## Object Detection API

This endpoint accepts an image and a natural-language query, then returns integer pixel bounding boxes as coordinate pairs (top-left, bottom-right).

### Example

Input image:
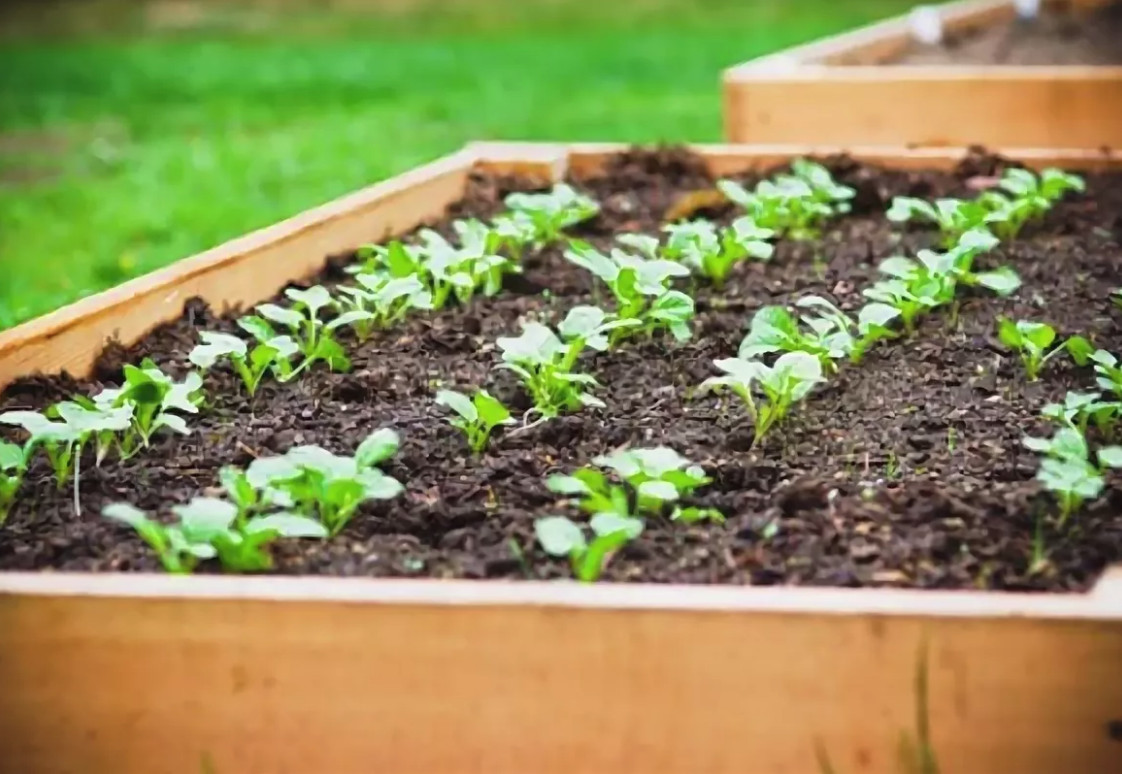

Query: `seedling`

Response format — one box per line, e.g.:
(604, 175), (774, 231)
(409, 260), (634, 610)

(103, 499), (326, 574)
(1042, 391), (1121, 437)
(662, 216), (774, 287)
(489, 212), (539, 260)
(435, 389), (514, 454)
(991, 167), (1085, 237)
(1088, 349), (1122, 398)
(93, 359), (203, 457)
(334, 274), (433, 341)
(701, 352), (824, 444)
(534, 514), (639, 583)
(886, 196), (1001, 248)
(718, 164), (852, 240)
(240, 286), (351, 380)
(557, 304), (641, 354)
(504, 183), (599, 244)
(453, 218), (522, 295)
(0, 440), (27, 525)
(739, 300), (852, 373)
(495, 321), (604, 418)
(851, 303), (902, 363)
(548, 447), (721, 522)
(189, 331), (298, 397)
(997, 319), (1092, 381)
(350, 239), (425, 278)
(1023, 427), (1122, 525)
(0, 410), (80, 488)
(417, 228), (505, 308)
(565, 242), (694, 342)
(245, 429), (403, 536)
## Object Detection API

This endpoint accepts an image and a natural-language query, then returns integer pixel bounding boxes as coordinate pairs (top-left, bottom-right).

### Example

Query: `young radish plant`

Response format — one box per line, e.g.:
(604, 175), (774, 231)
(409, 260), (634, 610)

(92, 359), (203, 458)
(717, 159), (854, 240)
(435, 389), (515, 454)
(504, 183), (599, 245)
(534, 515), (638, 583)
(1042, 391), (1121, 437)
(997, 319), (1092, 382)
(0, 440), (29, 525)
(661, 217), (774, 287)
(245, 429), (404, 536)
(886, 197), (1002, 248)
(564, 242), (694, 342)
(333, 274), (433, 342)
(240, 286), (352, 380)
(1087, 349), (1122, 399)
(189, 331), (299, 397)
(989, 167), (1085, 238)
(1023, 427), (1122, 526)
(700, 352), (824, 445)
(547, 446), (722, 524)
(495, 320), (605, 419)
(103, 499), (326, 574)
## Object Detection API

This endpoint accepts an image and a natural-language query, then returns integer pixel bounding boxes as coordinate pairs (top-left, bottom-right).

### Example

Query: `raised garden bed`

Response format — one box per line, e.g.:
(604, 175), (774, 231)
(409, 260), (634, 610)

(1, 142), (1121, 773)
(722, 0), (1122, 149)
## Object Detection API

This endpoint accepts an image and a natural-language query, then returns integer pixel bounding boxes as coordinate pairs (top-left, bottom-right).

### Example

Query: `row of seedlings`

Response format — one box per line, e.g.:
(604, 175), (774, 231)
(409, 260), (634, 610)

(0, 184), (600, 574)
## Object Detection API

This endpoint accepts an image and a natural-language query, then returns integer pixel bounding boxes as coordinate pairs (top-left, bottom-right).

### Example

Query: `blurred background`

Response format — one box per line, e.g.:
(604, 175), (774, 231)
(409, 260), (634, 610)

(0, 0), (911, 330)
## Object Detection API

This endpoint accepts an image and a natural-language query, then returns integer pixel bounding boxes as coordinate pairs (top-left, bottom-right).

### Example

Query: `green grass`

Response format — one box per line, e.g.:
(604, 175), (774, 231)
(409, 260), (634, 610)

(0, 0), (911, 329)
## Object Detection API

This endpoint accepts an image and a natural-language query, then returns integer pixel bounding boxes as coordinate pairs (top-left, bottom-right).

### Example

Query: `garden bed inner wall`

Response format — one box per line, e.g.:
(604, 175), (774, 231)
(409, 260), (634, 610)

(722, 0), (1122, 149)
(1, 142), (1122, 774)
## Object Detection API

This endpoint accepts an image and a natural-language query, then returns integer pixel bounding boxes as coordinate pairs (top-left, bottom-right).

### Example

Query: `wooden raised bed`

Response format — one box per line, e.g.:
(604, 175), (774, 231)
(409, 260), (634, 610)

(2, 142), (1122, 774)
(722, 0), (1122, 149)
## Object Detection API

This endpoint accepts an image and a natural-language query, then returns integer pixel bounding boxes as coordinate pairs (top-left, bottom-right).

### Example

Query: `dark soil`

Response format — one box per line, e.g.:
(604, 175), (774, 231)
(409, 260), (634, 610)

(3, 147), (1122, 592)
(892, 1), (1122, 65)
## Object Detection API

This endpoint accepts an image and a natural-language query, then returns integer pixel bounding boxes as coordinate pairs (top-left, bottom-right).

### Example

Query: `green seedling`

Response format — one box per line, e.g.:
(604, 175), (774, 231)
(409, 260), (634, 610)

(504, 183), (599, 244)
(1088, 349), (1122, 398)
(103, 499), (326, 574)
(495, 321), (604, 418)
(0, 441), (28, 525)
(489, 211), (539, 261)
(93, 359), (203, 457)
(886, 196), (1002, 248)
(189, 331), (298, 397)
(1023, 427), (1122, 525)
(548, 446), (721, 522)
(349, 239), (424, 277)
(851, 302), (903, 363)
(997, 319), (1092, 381)
(246, 428), (403, 536)
(740, 299), (852, 373)
(534, 514), (639, 583)
(701, 352), (824, 445)
(435, 389), (515, 454)
(565, 241), (694, 342)
(557, 304), (641, 354)
(718, 165), (851, 240)
(662, 216), (774, 287)
(991, 167), (1085, 237)
(453, 218), (523, 295)
(1042, 391), (1121, 437)
(417, 228), (506, 308)
(334, 274), (433, 341)
(240, 286), (351, 380)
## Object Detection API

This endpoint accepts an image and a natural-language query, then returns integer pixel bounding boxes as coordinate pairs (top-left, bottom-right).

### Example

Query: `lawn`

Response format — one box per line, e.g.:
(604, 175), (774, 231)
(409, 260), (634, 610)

(0, 0), (911, 330)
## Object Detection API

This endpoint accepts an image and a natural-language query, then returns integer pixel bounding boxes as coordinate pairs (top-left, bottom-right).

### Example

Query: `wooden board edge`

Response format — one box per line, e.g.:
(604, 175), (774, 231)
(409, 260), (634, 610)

(1, 572), (1119, 621)
(725, 64), (1122, 83)
(724, 0), (1114, 76)
(0, 146), (480, 390)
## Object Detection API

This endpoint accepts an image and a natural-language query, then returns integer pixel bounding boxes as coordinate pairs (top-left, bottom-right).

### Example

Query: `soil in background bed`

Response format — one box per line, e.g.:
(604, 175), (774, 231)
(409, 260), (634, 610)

(891, 1), (1122, 65)
(3, 147), (1122, 591)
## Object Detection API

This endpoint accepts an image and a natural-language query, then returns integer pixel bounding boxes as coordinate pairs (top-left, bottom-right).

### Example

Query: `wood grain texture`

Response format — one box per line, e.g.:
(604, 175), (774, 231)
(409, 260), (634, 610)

(722, 0), (1122, 149)
(0, 574), (1121, 774)
(0, 149), (474, 391)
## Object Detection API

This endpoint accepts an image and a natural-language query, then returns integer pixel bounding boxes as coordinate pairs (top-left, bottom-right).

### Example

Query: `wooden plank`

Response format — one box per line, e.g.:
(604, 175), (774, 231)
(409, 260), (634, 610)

(0, 574), (1120, 774)
(722, 0), (1122, 149)
(0, 148), (476, 390)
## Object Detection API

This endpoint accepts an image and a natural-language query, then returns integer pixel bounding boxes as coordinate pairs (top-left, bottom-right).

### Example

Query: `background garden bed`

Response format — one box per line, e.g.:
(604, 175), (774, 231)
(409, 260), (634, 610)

(1, 142), (1121, 774)
(722, 0), (1122, 149)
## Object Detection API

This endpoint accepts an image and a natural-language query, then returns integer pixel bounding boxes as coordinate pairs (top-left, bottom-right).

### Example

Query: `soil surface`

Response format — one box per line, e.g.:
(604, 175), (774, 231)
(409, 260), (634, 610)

(3, 147), (1122, 591)
(892, 1), (1122, 65)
